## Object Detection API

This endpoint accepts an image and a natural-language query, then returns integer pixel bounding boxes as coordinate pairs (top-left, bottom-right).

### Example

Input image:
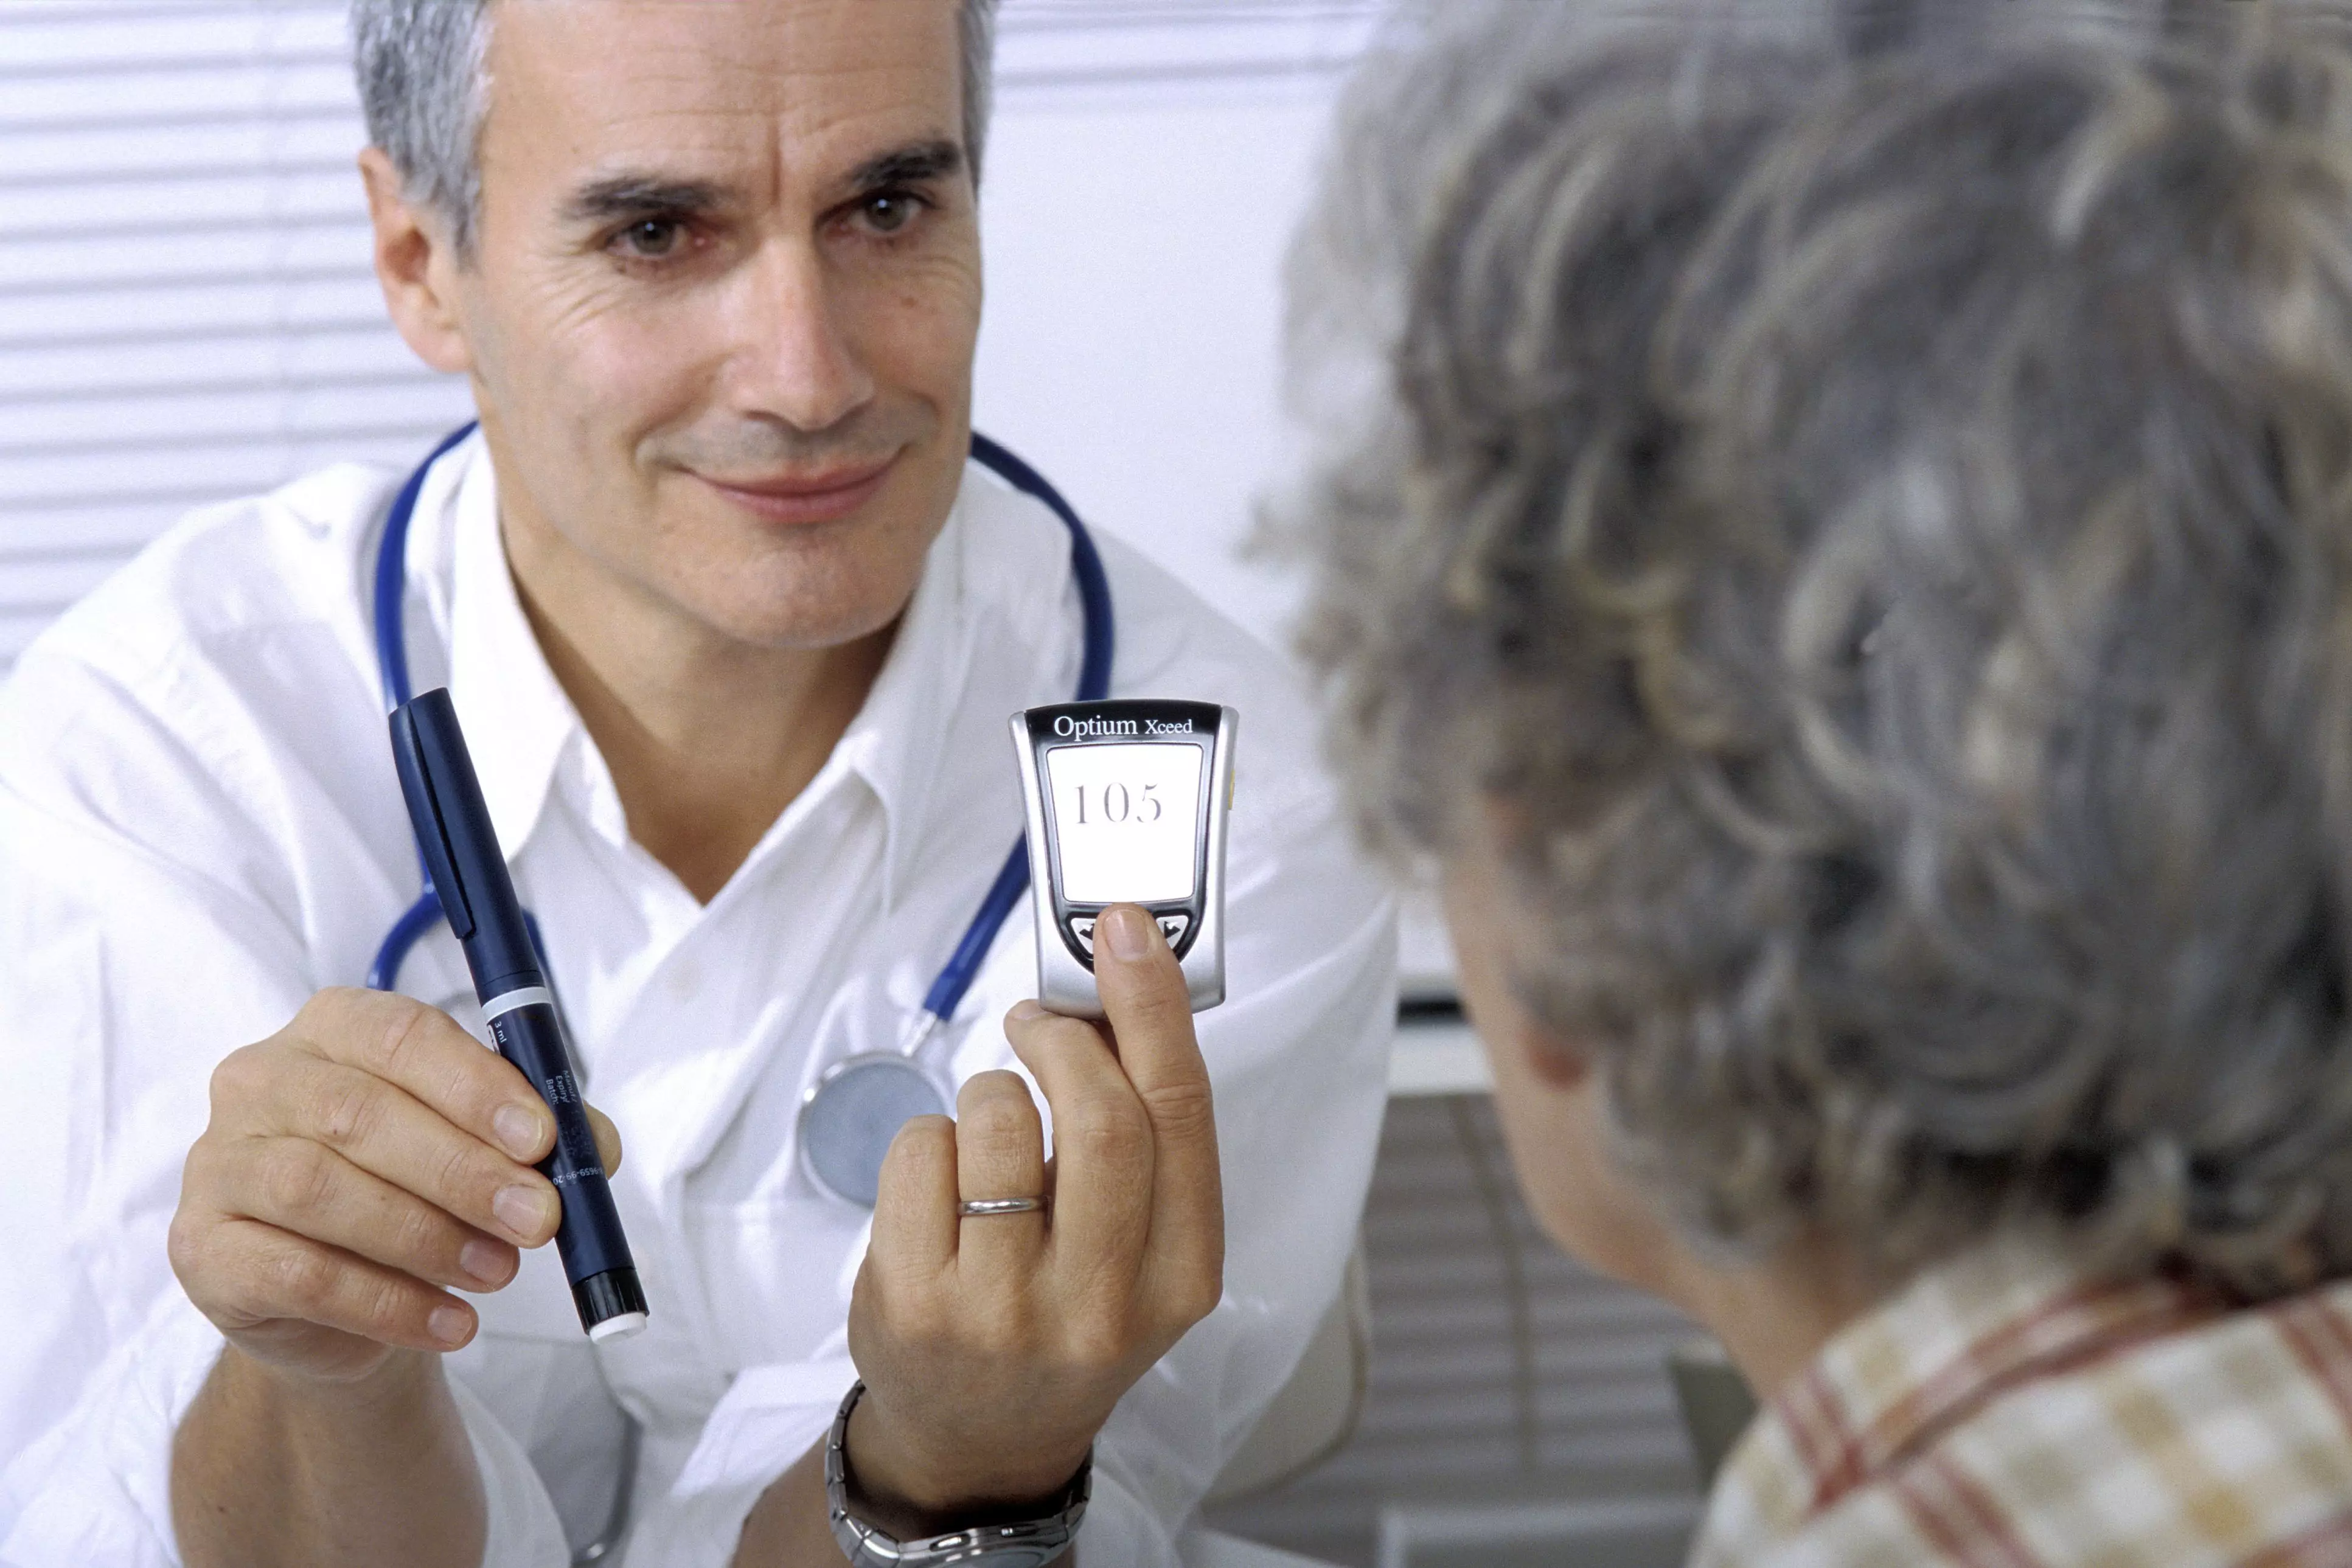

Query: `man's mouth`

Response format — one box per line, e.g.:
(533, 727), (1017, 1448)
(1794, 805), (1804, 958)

(692, 453), (900, 526)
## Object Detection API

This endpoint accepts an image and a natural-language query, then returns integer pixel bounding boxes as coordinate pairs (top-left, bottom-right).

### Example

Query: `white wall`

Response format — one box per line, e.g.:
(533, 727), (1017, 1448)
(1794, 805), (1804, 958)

(975, 94), (1335, 647)
(979, 2), (1384, 645)
(976, 2), (1381, 646)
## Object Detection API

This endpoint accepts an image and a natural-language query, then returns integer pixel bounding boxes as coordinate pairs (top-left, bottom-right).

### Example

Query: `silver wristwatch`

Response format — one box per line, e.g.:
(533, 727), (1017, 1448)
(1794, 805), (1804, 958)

(825, 1381), (1091, 1567)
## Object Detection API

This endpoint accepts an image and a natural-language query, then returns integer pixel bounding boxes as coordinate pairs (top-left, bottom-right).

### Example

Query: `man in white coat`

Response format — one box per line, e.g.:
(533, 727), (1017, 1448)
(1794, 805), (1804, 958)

(0, 2), (1393, 1564)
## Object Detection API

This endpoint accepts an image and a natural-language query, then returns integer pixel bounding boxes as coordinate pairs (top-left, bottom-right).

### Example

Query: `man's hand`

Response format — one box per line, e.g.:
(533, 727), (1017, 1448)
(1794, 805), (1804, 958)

(842, 903), (1225, 1532)
(169, 986), (620, 1386)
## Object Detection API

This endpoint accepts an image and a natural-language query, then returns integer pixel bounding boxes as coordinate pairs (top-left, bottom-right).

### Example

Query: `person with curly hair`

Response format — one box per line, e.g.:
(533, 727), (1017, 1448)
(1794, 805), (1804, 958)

(1281, 1), (2352, 1560)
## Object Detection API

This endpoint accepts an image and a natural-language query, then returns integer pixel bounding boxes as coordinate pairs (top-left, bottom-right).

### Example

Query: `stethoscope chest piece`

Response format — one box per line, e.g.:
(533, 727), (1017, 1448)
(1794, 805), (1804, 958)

(798, 1053), (954, 1208)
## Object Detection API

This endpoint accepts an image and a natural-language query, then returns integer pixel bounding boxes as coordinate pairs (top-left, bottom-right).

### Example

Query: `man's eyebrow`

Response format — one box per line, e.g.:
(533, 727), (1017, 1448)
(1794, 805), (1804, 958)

(560, 175), (731, 227)
(846, 140), (964, 194)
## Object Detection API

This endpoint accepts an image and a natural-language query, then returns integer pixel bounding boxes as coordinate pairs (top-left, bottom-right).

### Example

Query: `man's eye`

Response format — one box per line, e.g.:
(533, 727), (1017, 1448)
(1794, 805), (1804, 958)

(616, 218), (685, 258)
(858, 191), (923, 236)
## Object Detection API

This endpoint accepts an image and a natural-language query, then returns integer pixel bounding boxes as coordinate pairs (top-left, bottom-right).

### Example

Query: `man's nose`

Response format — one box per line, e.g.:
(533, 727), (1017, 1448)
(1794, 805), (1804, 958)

(727, 239), (877, 435)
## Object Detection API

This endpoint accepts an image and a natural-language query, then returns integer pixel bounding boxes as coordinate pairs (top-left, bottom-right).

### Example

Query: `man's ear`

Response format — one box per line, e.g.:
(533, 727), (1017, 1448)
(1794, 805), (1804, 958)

(358, 147), (475, 376)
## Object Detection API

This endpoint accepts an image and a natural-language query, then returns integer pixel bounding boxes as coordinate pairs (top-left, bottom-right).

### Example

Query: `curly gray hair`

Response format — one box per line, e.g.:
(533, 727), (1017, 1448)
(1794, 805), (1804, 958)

(1285, 0), (2352, 1296)
(350, 0), (1001, 257)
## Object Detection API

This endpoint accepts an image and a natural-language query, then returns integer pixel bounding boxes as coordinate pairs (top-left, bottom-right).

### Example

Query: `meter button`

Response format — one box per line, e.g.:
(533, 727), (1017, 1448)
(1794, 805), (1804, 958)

(1068, 917), (1097, 955)
(1155, 914), (1191, 946)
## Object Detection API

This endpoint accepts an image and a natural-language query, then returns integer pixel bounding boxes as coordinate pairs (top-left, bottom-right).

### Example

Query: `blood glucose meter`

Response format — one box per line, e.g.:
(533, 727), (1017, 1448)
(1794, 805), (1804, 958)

(1012, 699), (1237, 1019)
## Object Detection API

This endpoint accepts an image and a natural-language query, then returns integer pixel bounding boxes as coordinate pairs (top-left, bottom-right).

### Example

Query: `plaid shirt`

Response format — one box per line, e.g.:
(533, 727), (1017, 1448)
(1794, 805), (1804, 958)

(1688, 1235), (2352, 1567)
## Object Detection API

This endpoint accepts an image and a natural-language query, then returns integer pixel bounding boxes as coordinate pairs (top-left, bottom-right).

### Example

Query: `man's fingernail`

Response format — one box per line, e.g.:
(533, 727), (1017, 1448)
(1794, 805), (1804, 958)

(428, 1305), (473, 1347)
(459, 1237), (511, 1287)
(493, 1104), (545, 1159)
(495, 1184), (554, 1240)
(1009, 999), (1048, 1022)
(1105, 905), (1155, 960)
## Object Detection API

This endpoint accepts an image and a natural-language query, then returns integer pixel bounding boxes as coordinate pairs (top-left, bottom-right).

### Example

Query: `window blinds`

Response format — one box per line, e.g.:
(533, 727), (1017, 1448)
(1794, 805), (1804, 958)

(1205, 1095), (1703, 1566)
(0, 2), (471, 668)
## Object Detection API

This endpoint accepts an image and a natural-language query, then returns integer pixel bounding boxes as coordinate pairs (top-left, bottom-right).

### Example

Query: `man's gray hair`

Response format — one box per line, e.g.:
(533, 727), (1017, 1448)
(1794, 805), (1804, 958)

(351, 0), (1000, 256)
(1283, 0), (2352, 1297)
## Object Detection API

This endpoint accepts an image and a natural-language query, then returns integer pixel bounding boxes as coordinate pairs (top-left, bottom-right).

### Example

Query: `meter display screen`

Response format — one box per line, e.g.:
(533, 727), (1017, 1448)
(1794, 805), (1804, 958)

(1046, 743), (1202, 904)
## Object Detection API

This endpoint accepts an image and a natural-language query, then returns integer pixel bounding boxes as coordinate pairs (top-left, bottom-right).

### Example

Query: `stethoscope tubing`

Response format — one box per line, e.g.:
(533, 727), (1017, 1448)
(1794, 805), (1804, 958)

(371, 420), (479, 716)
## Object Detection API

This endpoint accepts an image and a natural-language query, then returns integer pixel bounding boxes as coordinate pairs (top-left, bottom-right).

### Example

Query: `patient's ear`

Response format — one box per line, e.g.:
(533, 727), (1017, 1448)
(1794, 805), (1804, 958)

(1512, 1020), (1588, 1090)
(1437, 810), (1590, 1093)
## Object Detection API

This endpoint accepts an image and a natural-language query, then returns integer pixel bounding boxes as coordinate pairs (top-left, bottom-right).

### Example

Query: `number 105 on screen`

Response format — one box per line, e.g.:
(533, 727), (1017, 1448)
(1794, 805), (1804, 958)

(1044, 743), (1203, 905)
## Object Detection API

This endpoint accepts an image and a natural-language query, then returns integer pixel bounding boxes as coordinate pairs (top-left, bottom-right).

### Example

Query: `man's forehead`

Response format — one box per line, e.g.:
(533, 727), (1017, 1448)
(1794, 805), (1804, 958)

(481, 0), (964, 182)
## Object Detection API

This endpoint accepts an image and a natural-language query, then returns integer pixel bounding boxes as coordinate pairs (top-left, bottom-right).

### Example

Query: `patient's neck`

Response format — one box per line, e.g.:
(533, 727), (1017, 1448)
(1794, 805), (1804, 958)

(1664, 1235), (1887, 1403)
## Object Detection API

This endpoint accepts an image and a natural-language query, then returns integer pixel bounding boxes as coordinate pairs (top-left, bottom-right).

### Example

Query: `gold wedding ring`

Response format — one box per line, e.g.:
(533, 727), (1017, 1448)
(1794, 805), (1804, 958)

(956, 1196), (1048, 1217)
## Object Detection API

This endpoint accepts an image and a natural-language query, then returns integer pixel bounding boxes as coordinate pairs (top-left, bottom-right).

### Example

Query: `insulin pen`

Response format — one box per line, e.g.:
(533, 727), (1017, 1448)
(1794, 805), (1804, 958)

(389, 687), (649, 1342)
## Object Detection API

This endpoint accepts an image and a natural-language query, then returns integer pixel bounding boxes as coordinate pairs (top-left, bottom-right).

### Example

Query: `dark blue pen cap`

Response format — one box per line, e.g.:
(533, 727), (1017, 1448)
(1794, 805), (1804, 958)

(389, 688), (546, 997)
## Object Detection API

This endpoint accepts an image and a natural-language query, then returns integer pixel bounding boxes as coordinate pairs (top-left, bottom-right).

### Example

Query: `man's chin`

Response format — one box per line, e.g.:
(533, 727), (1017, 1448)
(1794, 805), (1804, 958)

(681, 581), (914, 654)
(649, 491), (944, 651)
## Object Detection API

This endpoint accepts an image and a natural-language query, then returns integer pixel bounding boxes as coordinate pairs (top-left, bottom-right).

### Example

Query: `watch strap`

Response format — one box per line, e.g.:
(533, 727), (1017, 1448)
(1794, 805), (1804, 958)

(824, 1381), (1092, 1567)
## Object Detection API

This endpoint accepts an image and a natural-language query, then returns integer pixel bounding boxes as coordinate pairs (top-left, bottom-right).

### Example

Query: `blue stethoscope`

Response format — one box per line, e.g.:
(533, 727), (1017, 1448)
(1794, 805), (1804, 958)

(367, 423), (1113, 1213)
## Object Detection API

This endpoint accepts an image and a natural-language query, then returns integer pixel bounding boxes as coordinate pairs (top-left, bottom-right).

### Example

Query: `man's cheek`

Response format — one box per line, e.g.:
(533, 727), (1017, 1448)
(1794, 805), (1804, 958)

(861, 259), (983, 389)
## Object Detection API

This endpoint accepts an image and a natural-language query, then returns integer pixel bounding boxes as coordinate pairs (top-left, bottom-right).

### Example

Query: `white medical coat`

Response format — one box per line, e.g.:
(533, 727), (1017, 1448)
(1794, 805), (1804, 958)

(0, 433), (1395, 1566)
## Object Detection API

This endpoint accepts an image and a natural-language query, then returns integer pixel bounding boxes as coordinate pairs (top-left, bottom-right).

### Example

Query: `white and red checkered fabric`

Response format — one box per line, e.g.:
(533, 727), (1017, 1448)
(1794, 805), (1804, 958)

(1691, 1235), (2352, 1567)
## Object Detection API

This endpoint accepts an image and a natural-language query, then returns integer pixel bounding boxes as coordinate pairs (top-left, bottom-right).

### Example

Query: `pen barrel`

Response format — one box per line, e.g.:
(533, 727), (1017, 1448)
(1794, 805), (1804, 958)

(487, 1000), (642, 1329)
(391, 690), (644, 1339)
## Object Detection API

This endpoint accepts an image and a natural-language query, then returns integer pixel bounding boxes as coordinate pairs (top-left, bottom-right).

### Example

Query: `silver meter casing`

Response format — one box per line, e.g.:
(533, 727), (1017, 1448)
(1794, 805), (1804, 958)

(1011, 700), (1237, 1019)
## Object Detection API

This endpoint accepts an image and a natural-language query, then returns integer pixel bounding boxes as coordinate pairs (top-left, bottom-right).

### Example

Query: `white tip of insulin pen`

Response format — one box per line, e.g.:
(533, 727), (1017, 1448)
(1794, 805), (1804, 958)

(589, 1311), (649, 1343)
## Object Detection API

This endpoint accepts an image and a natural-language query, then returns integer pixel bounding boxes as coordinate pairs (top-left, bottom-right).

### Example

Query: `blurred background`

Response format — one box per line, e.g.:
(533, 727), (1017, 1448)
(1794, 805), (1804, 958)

(0, 4), (1714, 1563)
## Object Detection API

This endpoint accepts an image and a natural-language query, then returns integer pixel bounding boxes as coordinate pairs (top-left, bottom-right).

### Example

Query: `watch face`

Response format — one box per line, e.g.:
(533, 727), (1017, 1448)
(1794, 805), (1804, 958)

(1043, 741), (1203, 905)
